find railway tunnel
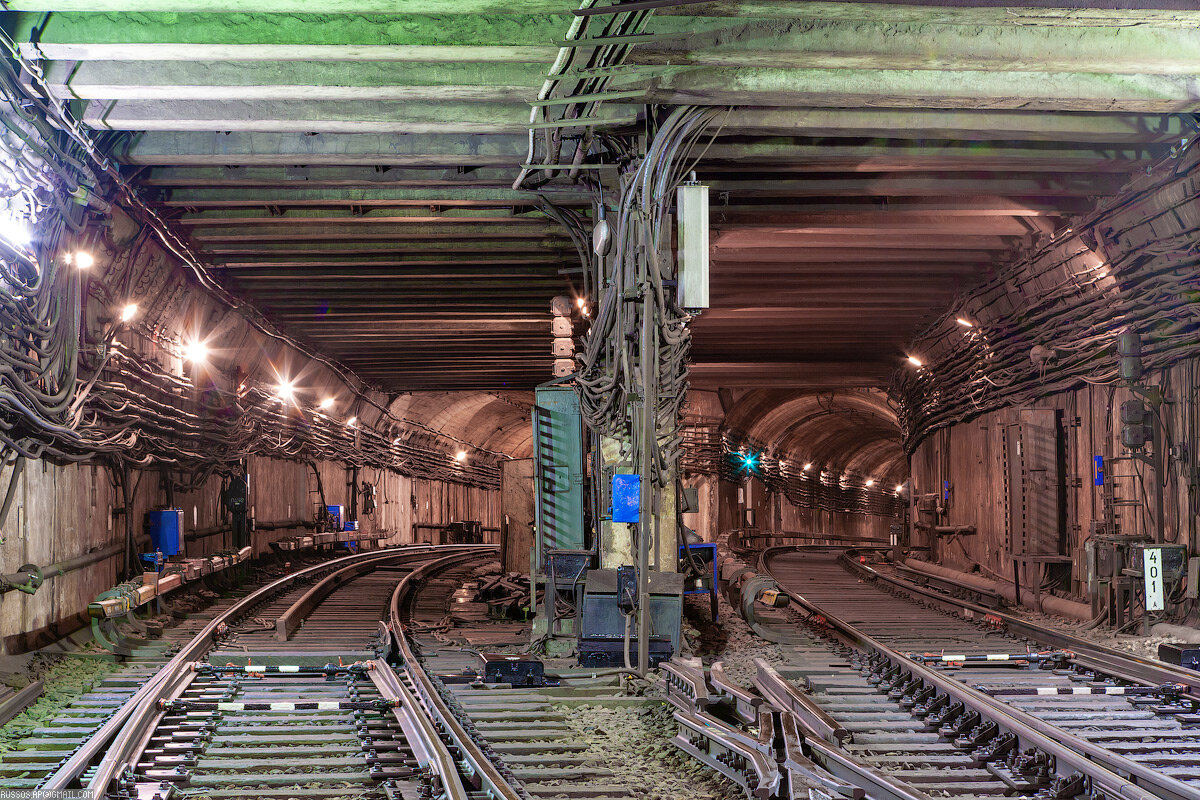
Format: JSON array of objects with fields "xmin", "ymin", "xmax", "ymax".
[{"xmin": 2, "ymin": 2, "xmax": 1200, "ymax": 799}]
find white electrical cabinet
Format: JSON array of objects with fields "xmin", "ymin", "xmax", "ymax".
[{"xmin": 676, "ymin": 182, "xmax": 709, "ymax": 310}]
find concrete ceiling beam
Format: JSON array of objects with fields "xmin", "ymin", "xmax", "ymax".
[
  {"xmin": 140, "ymin": 166, "xmax": 528, "ymax": 187},
  {"xmin": 201, "ymin": 240, "xmax": 575, "ymax": 254},
  {"xmin": 226, "ymin": 268, "xmax": 564, "ymax": 279},
  {"xmin": 631, "ymin": 18, "xmax": 1200, "ymax": 74},
  {"xmin": 709, "ymin": 108, "xmax": 1187, "ymax": 142},
  {"xmin": 709, "ymin": 214, "xmax": 1033, "ymax": 234},
  {"xmin": 80, "ymin": 99, "xmax": 567, "ymax": 134},
  {"xmin": 710, "ymin": 247, "xmax": 999, "ymax": 262},
  {"xmin": 11, "ymin": 12, "xmax": 566, "ymax": 53},
  {"xmin": 702, "ymin": 174, "xmax": 1124, "ymax": 197},
  {"xmin": 118, "ymin": 132, "xmax": 529, "ymax": 167},
  {"xmin": 634, "ymin": 68, "xmax": 1200, "ymax": 113},
  {"xmin": 7, "ymin": 0, "xmax": 576, "ymax": 11},
  {"xmin": 712, "ymin": 233, "xmax": 1018, "ymax": 248},
  {"xmin": 694, "ymin": 142, "xmax": 1156, "ymax": 172},
  {"xmin": 43, "ymin": 60, "xmax": 544, "ymax": 102},
  {"xmin": 159, "ymin": 186, "xmax": 589, "ymax": 207},
  {"xmin": 188, "ymin": 226, "xmax": 564, "ymax": 242},
  {"xmin": 25, "ymin": 42, "xmax": 560, "ymax": 62},
  {"xmin": 175, "ymin": 207, "xmax": 556, "ymax": 223},
  {"xmin": 7, "ymin": 1, "xmax": 1195, "ymax": 23},
  {"xmin": 710, "ymin": 198, "xmax": 1090, "ymax": 216}
]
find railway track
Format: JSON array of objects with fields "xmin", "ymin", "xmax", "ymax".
[
  {"xmin": 674, "ymin": 546, "xmax": 1200, "ymax": 800},
  {"xmin": 13, "ymin": 543, "xmax": 726, "ymax": 800},
  {"xmin": 14, "ymin": 545, "xmax": 500, "ymax": 800},
  {"xmin": 21, "ymin": 539, "xmax": 1200, "ymax": 800}
]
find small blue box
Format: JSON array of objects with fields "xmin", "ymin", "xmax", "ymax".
[{"xmin": 611, "ymin": 474, "xmax": 641, "ymax": 523}]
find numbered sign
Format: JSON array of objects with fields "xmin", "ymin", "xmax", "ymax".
[{"xmin": 1144, "ymin": 547, "xmax": 1165, "ymax": 612}]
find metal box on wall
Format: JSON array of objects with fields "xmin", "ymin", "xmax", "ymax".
[{"xmin": 146, "ymin": 509, "xmax": 184, "ymax": 557}]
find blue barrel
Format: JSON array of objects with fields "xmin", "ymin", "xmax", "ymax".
[{"xmin": 147, "ymin": 509, "xmax": 184, "ymax": 557}]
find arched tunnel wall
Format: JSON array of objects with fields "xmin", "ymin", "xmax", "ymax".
[
  {"xmin": 0, "ymin": 209, "xmax": 529, "ymax": 654},
  {"xmin": 899, "ymin": 146, "xmax": 1200, "ymax": 611},
  {"xmin": 680, "ymin": 388, "xmax": 909, "ymax": 544}
]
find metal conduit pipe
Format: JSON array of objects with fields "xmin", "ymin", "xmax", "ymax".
[
  {"xmin": 914, "ymin": 522, "xmax": 977, "ymax": 536},
  {"xmin": 1, "ymin": 537, "xmax": 141, "ymax": 595},
  {"xmin": 0, "ymin": 455, "xmax": 25, "ymax": 530},
  {"xmin": 187, "ymin": 517, "xmax": 314, "ymax": 542},
  {"xmin": 903, "ymin": 557, "xmax": 1091, "ymax": 621},
  {"xmin": 1, "ymin": 517, "xmax": 315, "ymax": 595}
]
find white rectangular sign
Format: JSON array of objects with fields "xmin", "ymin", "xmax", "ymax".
[{"xmin": 1143, "ymin": 547, "xmax": 1165, "ymax": 612}]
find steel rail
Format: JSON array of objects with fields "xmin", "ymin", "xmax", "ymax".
[
  {"xmin": 759, "ymin": 546, "xmax": 1196, "ymax": 800},
  {"xmin": 754, "ymin": 659, "xmax": 848, "ymax": 746},
  {"xmin": 274, "ymin": 553, "xmax": 402, "ymax": 640},
  {"xmin": 86, "ymin": 665, "xmax": 197, "ymax": 796},
  {"xmin": 368, "ymin": 655, "xmax": 468, "ymax": 800},
  {"xmin": 42, "ymin": 544, "xmax": 485, "ymax": 794},
  {"xmin": 839, "ymin": 549, "xmax": 1200, "ymax": 696},
  {"xmin": 388, "ymin": 549, "xmax": 526, "ymax": 800}
]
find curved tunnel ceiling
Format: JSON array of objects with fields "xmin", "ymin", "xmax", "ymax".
[
  {"xmin": 389, "ymin": 391, "xmax": 533, "ymax": 460},
  {"xmin": 722, "ymin": 389, "xmax": 907, "ymax": 484}
]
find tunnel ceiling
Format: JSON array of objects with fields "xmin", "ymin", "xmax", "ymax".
[
  {"xmin": 722, "ymin": 389, "xmax": 907, "ymax": 484},
  {"xmin": 7, "ymin": 1, "xmax": 1199, "ymax": 395}
]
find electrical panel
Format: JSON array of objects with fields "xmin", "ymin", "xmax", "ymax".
[
  {"xmin": 1002, "ymin": 408, "xmax": 1064, "ymax": 558},
  {"xmin": 532, "ymin": 385, "xmax": 586, "ymax": 555},
  {"xmin": 676, "ymin": 182, "xmax": 709, "ymax": 310}
]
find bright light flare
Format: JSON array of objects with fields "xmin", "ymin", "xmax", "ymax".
[
  {"xmin": 346, "ymin": 416, "xmax": 357, "ymax": 428},
  {"xmin": 906, "ymin": 355, "xmax": 923, "ymax": 368},
  {"xmin": 802, "ymin": 462, "xmax": 812, "ymax": 471},
  {"xmin": 0, "ymin": 215, "xmax": 32, "ymax": 248},
  {"xmin": 865, "ymin": 479, "xmax": 876, "ymax": 488},
  {"xmin": 956, "ymin": 317, "xmax": 973, "ymax": 328},
  {"xmin": 894, "ymin": 484, "xmax": 904, "ymax": 493},
  {"xmin": 456, "ymin": 450, "xmax": 468, "ymax": 462},
  {"xmin": 120, "ymin": 303, "xmax": 138, "ymax": 322},
  {"xmin": 276, "ymin": 379, "xmax": 296, "ymax": 402},
  {"xmin": 183, "ymin": 339, "xmax": 208, "ymax": 365},
  {"xmin": 73, "ymin": 251, "xmax": 94, "ymax": 270},
  {"xmin": 318, "ymin": 397, "xmax": 334, "ymax": 410}
]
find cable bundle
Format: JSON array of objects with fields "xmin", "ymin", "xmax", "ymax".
[
  {"xmin": 575, "ymin": 106, "xmax": 725, "ymax": 490},
  {"xmin": 895, "ymin": 137, "xmax": 1200, "ymax": 452}
]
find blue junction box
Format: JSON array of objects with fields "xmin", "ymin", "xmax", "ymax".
[
  {"xmin": 146, "ymin": 509, "xmax": 184, "ymax": 557},
  {"xmin": 611, "ymin": 474, "xmax": 641, "ymax": 523}
]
